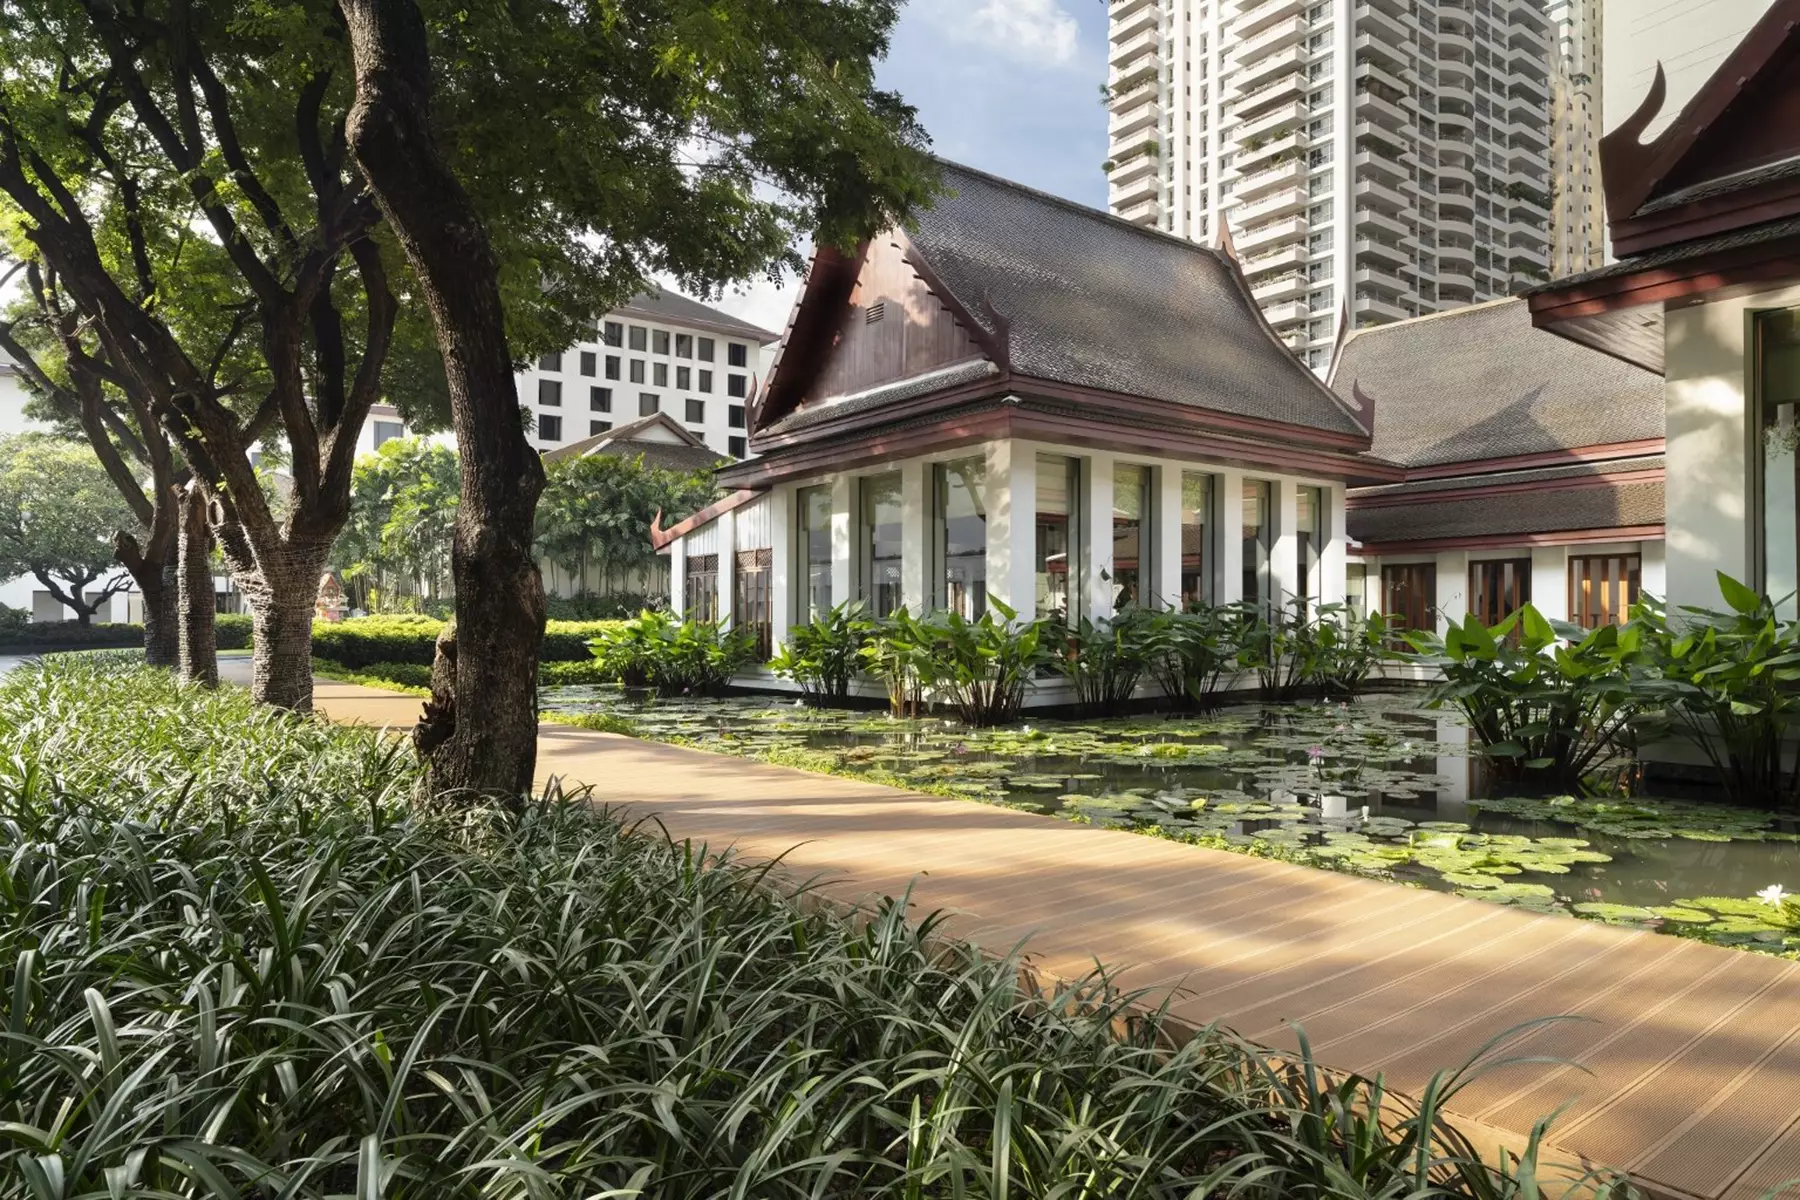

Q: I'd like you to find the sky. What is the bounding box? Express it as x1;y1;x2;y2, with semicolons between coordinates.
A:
695;0;1113;337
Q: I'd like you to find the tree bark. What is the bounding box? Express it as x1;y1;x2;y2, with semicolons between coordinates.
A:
176;481;218;688
141;554;179;669
216;529;329;711
342;0;545;803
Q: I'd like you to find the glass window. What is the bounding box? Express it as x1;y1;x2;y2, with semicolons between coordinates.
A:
590;419;611;436
628;325;647;351
1242;479;1273;606
735;548;772;660
685;553;718;621
579;350;596;377
1568;555;1641;628
729;436;746;458
653;330;670;355
676;333;693;358
1181;471;1213;609
728;405;746;429
603;321;623;347
1382;562;1435;633
798;485;833;623
372;420;403;447
698;337;716;362
934;456;987;618
1470;557;1531;626
605;355;620;380
728;374;747;398
676;365;690;390
1759;308;1800;612
629;360;645;384
537;379;561;407
537;413;561;442
653;362;668;387
685;398;705;424
860;472;904;617
699;369;714;393
728;342;749;367
1112;464;1151;611
538;351;561;372
1296;485;1324;606
1036;454;1082;624
639;392;659;416
590;386;611;412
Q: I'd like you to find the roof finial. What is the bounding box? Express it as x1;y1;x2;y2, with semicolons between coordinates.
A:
1213;205;1239;262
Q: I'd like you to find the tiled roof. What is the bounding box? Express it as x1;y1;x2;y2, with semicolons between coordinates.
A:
1350;454;1663;499
765;359;1000;435
544;413;726;474
1348;457;1665;544
615;290;780;344
899;161;1367;438
1331;298;1664;469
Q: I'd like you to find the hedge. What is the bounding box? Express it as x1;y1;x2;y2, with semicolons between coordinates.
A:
318;656;613;691
309;616;623;669
0;612;253;652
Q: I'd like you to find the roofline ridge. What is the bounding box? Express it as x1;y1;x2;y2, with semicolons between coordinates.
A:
1339;295;1521;348
619;288;782;343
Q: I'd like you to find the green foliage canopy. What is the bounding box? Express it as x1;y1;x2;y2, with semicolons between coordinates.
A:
0;435;138;621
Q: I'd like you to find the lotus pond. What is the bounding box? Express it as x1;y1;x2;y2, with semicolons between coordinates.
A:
544;685;1800;953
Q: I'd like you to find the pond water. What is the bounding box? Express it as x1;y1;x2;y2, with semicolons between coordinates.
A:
542;685;1800;951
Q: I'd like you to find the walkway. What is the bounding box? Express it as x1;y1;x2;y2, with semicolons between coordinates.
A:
301;675;1800;1200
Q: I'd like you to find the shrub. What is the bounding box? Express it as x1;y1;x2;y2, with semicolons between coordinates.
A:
0;619;142;649
538;658;615;687
1297;603;1395;696
310;615;622;668
215;611;253;649
1235;599;1311;699
1408;603;1646;782
873;600;1054;726
1144;605;1244;709
0;603;25;636
770;601;871;704
0;657;1613;1197
592;611;754;696
1055;610;1156;716
545;590;668;620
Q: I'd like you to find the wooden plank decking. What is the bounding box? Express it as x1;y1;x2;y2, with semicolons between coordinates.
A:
306;677;1800;1200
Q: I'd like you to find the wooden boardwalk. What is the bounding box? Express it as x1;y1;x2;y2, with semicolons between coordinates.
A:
307;677;1800;1200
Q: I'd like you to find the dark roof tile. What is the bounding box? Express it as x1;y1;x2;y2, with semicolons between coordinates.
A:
615;290;781;343
1349;478;1664;543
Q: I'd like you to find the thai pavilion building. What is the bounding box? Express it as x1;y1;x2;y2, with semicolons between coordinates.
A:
652;161;1400;693
1331;297;1667;635
1527;0;1800;621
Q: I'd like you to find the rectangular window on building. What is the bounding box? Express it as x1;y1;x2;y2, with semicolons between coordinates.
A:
1296;486;1324;606
537;413;562;442
589;419;611;436
605;355;620;380
629;360;645;384
1036;453;1083;624
538;351;561;372
728;342;749;368
628;325;647;351
653;330;670;355
579;350;596;377
373;420;404;447
1180;471;1214;608
653;362;668;387
728;374;747;398
1470;557;1531;627
698;337;716;362
735;548;773;660
1381;563;1436;634
699;369;714;393
676;333;693;358
1569;555;1641;629
1759;308;1800;610
538;379;562;407
1242;479;1273;607
676;365;690;390
685;553;718;621
860;472;904;617
639;392;659;416
603;321;623;347
729;435;746;458
797;485;833;624
590;386;611;412
933;456;988;619
685;398;705;424
728;405;745;428
1112;463;1152;611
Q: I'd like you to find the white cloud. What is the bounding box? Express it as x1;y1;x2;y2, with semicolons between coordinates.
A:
928;0;1082;69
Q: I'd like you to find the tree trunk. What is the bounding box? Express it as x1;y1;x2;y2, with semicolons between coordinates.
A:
141;554;179;669
344;0;545;803
213;514;329;711
70;584;91;626
176;481;218;688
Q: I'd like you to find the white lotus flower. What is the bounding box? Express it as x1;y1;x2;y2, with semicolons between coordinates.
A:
1759;884;1789;907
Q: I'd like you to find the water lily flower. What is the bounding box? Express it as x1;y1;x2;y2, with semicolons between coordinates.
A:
1759;884;1789;907
1307;745;1325;761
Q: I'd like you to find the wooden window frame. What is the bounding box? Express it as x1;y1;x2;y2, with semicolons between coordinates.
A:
734;548;773;660
1380;562;1435;635
1468;557;1532;627
1567;553;1641;629
684;553;719;622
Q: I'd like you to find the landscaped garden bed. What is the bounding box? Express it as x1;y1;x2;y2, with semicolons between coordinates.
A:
0;653;1623;1196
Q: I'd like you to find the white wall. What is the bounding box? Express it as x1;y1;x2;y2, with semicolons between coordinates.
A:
1357;538;1665;632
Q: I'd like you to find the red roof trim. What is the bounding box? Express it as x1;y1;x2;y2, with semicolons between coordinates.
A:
649;488;762;551
1348;467;1663;510
1395;439;1666;481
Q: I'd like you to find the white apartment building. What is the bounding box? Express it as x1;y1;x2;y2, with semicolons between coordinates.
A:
1546;0;1604;276
514;290;780;461
1104;0;1554;370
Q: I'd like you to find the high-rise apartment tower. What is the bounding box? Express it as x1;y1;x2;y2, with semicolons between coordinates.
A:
1104;0;1554;370
1547;0;1604;276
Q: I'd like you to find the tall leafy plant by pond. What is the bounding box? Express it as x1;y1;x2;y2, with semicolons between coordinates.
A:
863;600;1052;726
591;611;753;697
1056;610;1157;716
1144;606;1245;709
771;602;872;706
1634;575;1800;807
1408;604;1646;783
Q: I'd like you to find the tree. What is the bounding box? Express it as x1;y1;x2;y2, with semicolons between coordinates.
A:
339;0;935;798
536;453;716;597
335;437;458;612
0;436;137;625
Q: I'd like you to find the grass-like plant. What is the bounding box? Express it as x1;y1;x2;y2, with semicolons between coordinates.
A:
0;655;1632;1197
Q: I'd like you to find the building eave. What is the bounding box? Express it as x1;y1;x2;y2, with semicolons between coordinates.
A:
1351;525;1666;556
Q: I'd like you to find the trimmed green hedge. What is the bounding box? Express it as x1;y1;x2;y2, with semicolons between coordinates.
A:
216;613;252;649
321;656;614;692
0;621;143;650
310;616;624;669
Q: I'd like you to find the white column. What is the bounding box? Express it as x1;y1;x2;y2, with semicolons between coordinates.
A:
669;541;686;615
1322;482;1348;606
985;439;1036;615
1155;465;1183;609
900;459;928;613
1219;469;1245;602
1085;452;1114;623
1640;539;1667;600
1434;549;1468;632
830;475;854;610
769;485;794;647
1272;479;1299;607
716;508;738;625
1531;546;1567;622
